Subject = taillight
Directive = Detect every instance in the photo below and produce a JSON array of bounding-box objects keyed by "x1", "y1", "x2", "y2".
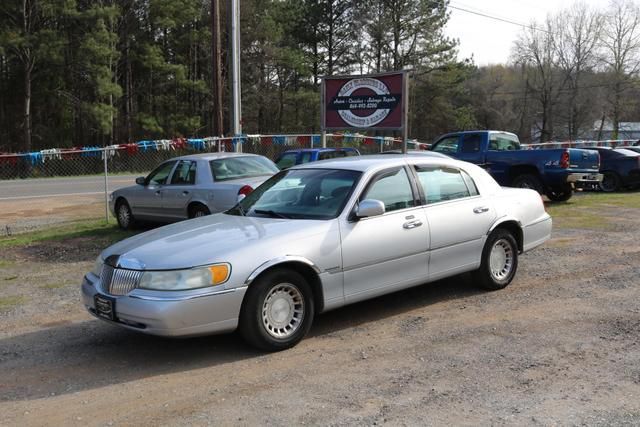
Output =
[
  {"x1": 238, "y1": 184, "x2": 253, "y2": 197},
  {"x1": 560, "y1": 149, "x2": 570, "y2": 168}
]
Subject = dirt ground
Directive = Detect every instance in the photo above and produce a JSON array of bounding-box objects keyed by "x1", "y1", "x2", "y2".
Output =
[
  {"x1": 0, "y1": 196, "x2": 106, "y2": 235},
  {"x1": 1, "y1": 200, "x2": 639, "y2": 426}
]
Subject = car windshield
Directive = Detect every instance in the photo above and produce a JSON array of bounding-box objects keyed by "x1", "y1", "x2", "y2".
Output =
[
  {"x1": 210, "y1": 156, "x2": 279, "y2": 181},
  {"x1": 227, "y1": 168, "x2": 362, "y2": 220}
]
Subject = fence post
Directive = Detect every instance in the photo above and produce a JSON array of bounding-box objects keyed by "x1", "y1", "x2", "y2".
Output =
[{"x1": 103, "y1": 148, "x2": 109, "y2": 223}]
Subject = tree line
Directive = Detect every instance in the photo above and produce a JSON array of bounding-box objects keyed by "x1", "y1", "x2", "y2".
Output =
[{"x1": 1, "y1": 0, "x2": 640, "y2": 154}]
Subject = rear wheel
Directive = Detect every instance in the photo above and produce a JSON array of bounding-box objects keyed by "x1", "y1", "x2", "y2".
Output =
[
  {"x1": 115, "y1": 200, "x2": 135, "y2": 230},
  {"x1": 473, "y1": 229, "x2": 519, "y2": 290},
  {"x1": 189, "y1": 204, "x2": 210, "y2": 218},
  {"x1": 512, "y1": 173, "x2": 543, "y2": 194},
  {"x1": 599, "y1": 171, "x2": 620, "y2": 192},
  {"x1": 546, "y1": 184, "x2": 573, "y2": 202},
  {"x1": 239, "y1": 269, "x2": 314, "y2": 351}
]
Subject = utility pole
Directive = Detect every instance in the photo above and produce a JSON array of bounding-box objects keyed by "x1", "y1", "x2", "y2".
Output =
[
  {"x1": 211, "y1": 0, "x2": 223, "y2": 137},
  {"x1": 229, "y1": 0, "x2": 242, "y2": 151}
]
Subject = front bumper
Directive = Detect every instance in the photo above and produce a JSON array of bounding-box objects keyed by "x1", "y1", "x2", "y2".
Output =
[
  {"x1": 81, "y1": 273, "x2": 247, "y2": 337},
  {"x1": 566, "y1": 172, "x2": 603, "y2": 184}
]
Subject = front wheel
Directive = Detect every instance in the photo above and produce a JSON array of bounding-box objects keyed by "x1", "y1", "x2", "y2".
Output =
[
  {"x1": 546, "y1": 184, "x2": 573, "y2": 202},
  {"x1": 239, "y1": 269, "x2": 315, "y2": 351},
  {"x1": 473, "y1": 229, "x2": 519, "y2": 291},
  {"x1": 116, "y1": 200, "x2": 135, "y2": 230}
]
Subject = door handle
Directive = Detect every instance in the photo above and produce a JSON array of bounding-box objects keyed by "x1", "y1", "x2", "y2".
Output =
[
  {"x1": 155, "y1": 190, "x2": 162, "y2": 196},
  {"x1": 473, "y1": 206, "x2": 490, "y2": 214},
  {"x1": 182, "y1": 191, "x2": 190, "y2": 195},
  {"x1": 403, "y1": 220, "x2": 423, "y2": 229}
]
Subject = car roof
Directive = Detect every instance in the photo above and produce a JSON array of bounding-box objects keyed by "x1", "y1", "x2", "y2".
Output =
[
  {"x1": 435, "y1": 130, "x2": 518, "y2": 139},
  {"x1": 292, "y1": 153, "x2": 466, "y2": 172},
  {"x1": 281, "y1": 147, "x2": 357, "y2": 153},
  {"x1": 171, "y1": 152, "x2": 266, "y2": 161}
]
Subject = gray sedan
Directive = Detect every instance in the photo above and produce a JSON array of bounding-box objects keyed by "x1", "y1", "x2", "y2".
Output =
[
  {"x1": 109, "y1": 153, "x2": 279, "y2": 229},
  {"x1": 84, "y1": 155, "x2": 552, "y2": 351}
]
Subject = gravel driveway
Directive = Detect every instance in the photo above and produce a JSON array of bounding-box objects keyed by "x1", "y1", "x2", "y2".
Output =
[{"x1": 0, "y1": 199, "x2": 639, "y2": 426}]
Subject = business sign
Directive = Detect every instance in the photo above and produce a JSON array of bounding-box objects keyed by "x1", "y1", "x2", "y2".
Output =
[{"x1": 321, "y1": 71, "x2": 406, "y2": 131}]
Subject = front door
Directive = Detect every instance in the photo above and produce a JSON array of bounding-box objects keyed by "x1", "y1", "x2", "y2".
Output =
[
  {"x1": 340, "y1": 167, "x2": 429, "y2": 303},
  {"x1": 134, "y1": 161, "x2": 177, "y2": 219}
]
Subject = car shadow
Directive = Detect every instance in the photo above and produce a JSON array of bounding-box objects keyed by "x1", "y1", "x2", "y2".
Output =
[{"x1": 0, "y1": 274, "x2": 482, "y2": 402}]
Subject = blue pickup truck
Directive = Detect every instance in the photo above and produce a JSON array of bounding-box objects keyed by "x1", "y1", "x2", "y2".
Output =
[
  {"x1": 431, "y1": 131, "x2": 602, "y2": 201},
  {"x1": 275, "y1": 147, "x2": 360, "y2": 169}
]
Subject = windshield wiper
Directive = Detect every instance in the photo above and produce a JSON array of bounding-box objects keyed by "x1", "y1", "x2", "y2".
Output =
[{"x1": 254, "y1": 209, "x2": 290, "y2": 219}]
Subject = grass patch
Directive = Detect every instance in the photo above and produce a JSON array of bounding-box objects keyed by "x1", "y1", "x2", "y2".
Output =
[
  {"x1": 546, "y1": 191, "x2": 640, "y2": 230},
  {"x1": 0, "y1": 260, "x2": 15, "y2": 268},
  {"x1": 0, "y1": 295, "x2": 27, "y2": 310},
  {"x1": 0, "y1": 220, "x2": 137, "y2": 248}
]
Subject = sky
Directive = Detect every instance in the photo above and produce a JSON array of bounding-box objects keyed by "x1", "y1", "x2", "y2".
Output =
[{"x1": 445, "y1": 0, "x2": 612, "y2": 65}]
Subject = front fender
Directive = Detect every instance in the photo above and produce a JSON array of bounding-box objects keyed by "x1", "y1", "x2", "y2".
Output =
[{"x1": 243, "y1": 255, "x2": 321, "y2": 286}]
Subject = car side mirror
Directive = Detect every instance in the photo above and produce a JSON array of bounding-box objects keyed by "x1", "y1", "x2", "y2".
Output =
[
  {"x1": 135, "y1": 177, "x2": 146, "y2": 186},
  {"x1": 355, "y1": 199, "x2": 385, "y2": 218}
]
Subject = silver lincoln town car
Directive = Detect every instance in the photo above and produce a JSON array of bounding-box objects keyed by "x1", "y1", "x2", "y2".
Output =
[{"x1": 82, "y1": 154, "x2": 552, "y2": 351}]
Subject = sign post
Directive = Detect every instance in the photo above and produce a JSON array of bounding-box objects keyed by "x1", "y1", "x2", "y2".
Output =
[{"x1": 321, "y1": 71, "x2": 408, "y2": 152}]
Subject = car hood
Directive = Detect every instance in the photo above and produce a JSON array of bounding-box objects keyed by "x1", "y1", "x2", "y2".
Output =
[{"x1": 101, "y1": 213, "x2": 331, "y2": 270}]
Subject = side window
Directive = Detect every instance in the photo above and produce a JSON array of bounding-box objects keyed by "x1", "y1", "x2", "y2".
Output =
[
  {"x1": 461, "y1": 134, "x2": 482, "y2": 153},
  {"x1": 461, "y1": 170, "x2": 479, "y2": 196},
  {"x1": 300, "y1": 152, "x2": 313, "y2": 164},
  {"x1": 170, "y1": 161, "x2": 197, "y2": 185},
  {"x1": 276, "y1": 153, "x2": 297, "y2": 169},
  {"x1": 432, "y1": 136, "x2": 459, "y2": 153},
  {"x1": 362, "y1": 168, "x2": 416, "y2": 212},
  {"x1": 146, "y1": 161, "x2": 176, "y2": 185},
  {"x1": 415, "y1": 166, "x2": 472, "y2": 204}
]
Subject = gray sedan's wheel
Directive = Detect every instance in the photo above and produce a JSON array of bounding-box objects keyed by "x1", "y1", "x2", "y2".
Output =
[
  {"x1": 599, "y1": 171, "x2": 620, "y2": 192},
  {"x1": 116, "y1": 200, "x2": 135, "y2": 230},
  {"x1": 473, "y1": 229, "x2": 519, "y2": 290},
  {"x1": 189, "y1": 204, "x2": 210, "y2": 218},
  {"x1": 240, "y1": 269, "x2": 314, "y2": 351}
]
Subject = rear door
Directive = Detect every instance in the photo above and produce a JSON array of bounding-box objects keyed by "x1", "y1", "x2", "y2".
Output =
[
  {"x1": 414, "y1": 164, "x2": 496, "y2": 280},
  {"x1": 162, "y1": 160, "x2": 197, "y2": 219}
]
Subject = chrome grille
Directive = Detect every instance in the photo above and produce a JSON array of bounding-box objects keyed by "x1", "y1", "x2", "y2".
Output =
[{"x1": 100, "y1": 265, "x2": 143, "y2": 296}]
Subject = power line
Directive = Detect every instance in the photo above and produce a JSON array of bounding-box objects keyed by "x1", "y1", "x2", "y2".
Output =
[{"x1": 448, "y1": 3, "x2": 552, "y2": 36}]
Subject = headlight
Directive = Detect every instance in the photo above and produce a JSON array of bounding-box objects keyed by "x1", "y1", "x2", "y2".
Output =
[
  {"x1": 91, "y1": 257, "x2": 104, "y2": 277},
  {"x1": 139, "y1": 263, "x2": 231, "y2": 291}
]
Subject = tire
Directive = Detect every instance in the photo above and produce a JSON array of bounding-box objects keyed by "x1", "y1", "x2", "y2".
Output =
[
  {"x1": 239, "y1": 269, "x2": 314, "y2": 351},
  {"x1": 115, "y1": 200, "x2": 135, "y2": 230},
  {"x1": 189, "y1": 204, "x2": 210, "y2": 218},
  {"x1": 599, "y1": 171, "x2": 620, "y2": 192},
  {"x1": 512, "y1": 173, "x2": 543, "y2": 194},
  {"x1": 473, "y1": 229, "x2": 519, "y2": 291},
  {"x1": 546, "y1": 184, "x2": 573, "y2": 202}
]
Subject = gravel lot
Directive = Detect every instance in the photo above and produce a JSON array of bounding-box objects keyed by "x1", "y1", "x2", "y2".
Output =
[{"x1": 0, "y1": 194, "x2": 639, "y2": 426}]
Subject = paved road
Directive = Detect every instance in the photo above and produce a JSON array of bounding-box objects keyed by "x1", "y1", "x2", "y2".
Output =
[{"x1": 0, "y1": 175, "x2": 137, "y2": 200}]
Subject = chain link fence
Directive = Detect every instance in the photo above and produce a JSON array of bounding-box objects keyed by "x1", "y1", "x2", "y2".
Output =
[{"x1": 0, "y1": 133, "x2": 420, "y2": 235}]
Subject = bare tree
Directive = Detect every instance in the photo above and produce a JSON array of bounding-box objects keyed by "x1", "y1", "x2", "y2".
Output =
[
  {"x1": 600, "y1": 0, "x2": 640, "y2": 139},
  {"x1": 513, "y1": 17, "x2": 566, "y2": 142},
  {"x1": 554, "y1": 2, "x2": 602, "y2": 139}
]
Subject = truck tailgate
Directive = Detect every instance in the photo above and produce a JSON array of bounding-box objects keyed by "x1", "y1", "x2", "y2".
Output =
[{"x1": 569, "y1": 149, "x2": 600, "y2": 171}]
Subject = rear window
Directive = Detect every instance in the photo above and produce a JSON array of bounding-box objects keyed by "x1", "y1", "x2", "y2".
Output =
[
  {"x1": 210, "y1": 156, "x2": 279, "y2": 182},
  {"x1": 614, "y1": 148, "x2": 640, "y2": 157},
  {"x1": 489, "y1": 133, "x2": 520, "y2": 151}
]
